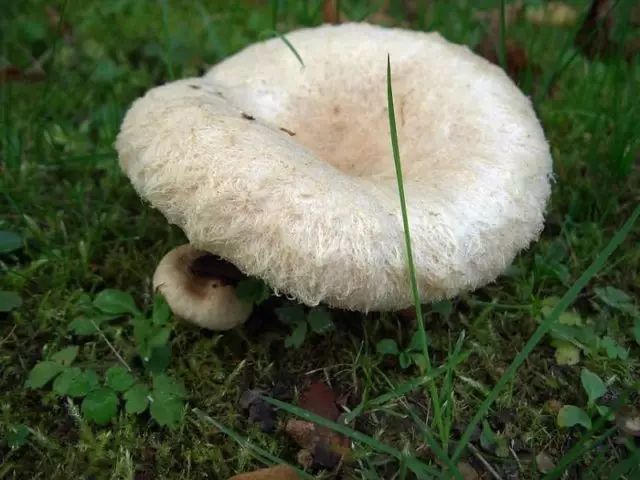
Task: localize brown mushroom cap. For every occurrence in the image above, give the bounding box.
[152,244,253,330]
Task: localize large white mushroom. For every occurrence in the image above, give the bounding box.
[116,23,553,327]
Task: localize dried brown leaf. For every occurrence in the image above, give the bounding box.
[0,65,46,84]
[473,5,549,97]
[456,462,479,480]
[299,381,340,421]
[45,5,74,42]
[575,0,615,59]
[536,452,557,473]
[285,419,350,469]
[285,381,350,469]
[228,465,301,480]
[322,0,341,24]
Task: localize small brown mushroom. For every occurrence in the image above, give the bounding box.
[152,244,253,330]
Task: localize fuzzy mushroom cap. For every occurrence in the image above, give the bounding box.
[117,22,553,312]
[152,244,253,330]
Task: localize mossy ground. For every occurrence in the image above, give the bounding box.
[1,0,639,478]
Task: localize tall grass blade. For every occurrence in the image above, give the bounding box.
[160,0,174,80]
[386,55,447,447]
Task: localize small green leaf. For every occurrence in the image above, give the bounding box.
[132,317,153,351]
[559,311,582,326]
[595,405,615,421]
[307,307,334,334]
[124,384,150,414]
[557,405,592,430]
[68,317,99,335]
[51,346,79,367]
[53,367,83,396]
[0,291,22,312]
[26,361,64,388]
[67,369,99,397]
[81,388,119,425]
[600,336,615,348]
[105,366,135,392]
[480,420,496,450]
[150,375,186,428]
[93,289,140,316]
[275,305,306,325]
[6,424,30,449]
[580,368,606,405]
[633,320,640,346]
[376,339,399,356]
[150,396,184,428]
[407,329,429,352]
[410,353,427,372]
[284,321,307,349]
[152,294,171,326]
[68,314,119,336]
[0,230,22,253]
[594,286,632,309]
[399,351,411,369]
[616,346,629,360]
[235,278,271,305]
[604,342,619,359]
[148,327,171,346]
[432,300,452,318]
[600,336,628,359]
[146,345,172,374]
[152,374,186,399]
[551,339,581,366]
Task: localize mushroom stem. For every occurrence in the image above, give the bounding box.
[152,244,253,330]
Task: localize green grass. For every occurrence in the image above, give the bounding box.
[2,0,640,478]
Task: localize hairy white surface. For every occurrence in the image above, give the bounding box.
[117,23,553,312]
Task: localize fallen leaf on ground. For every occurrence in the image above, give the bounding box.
[545,399,564,415]
[299,381,340,421]
[322,0,341,24]
[473,5,547,96]
[285,419,350,469]
[45,5,74,42]
[456,462,479,480]
[239,389,278,434]
[633,4,640,26]
[0,65,46,84]
[398,306,417,323]
[575,0,615,59]
[228,465,301,480]
[526,2,579,28]
[475,36,543,86]
[285,381,350,469]
[574,0,640,61]
[536,452,557,473]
